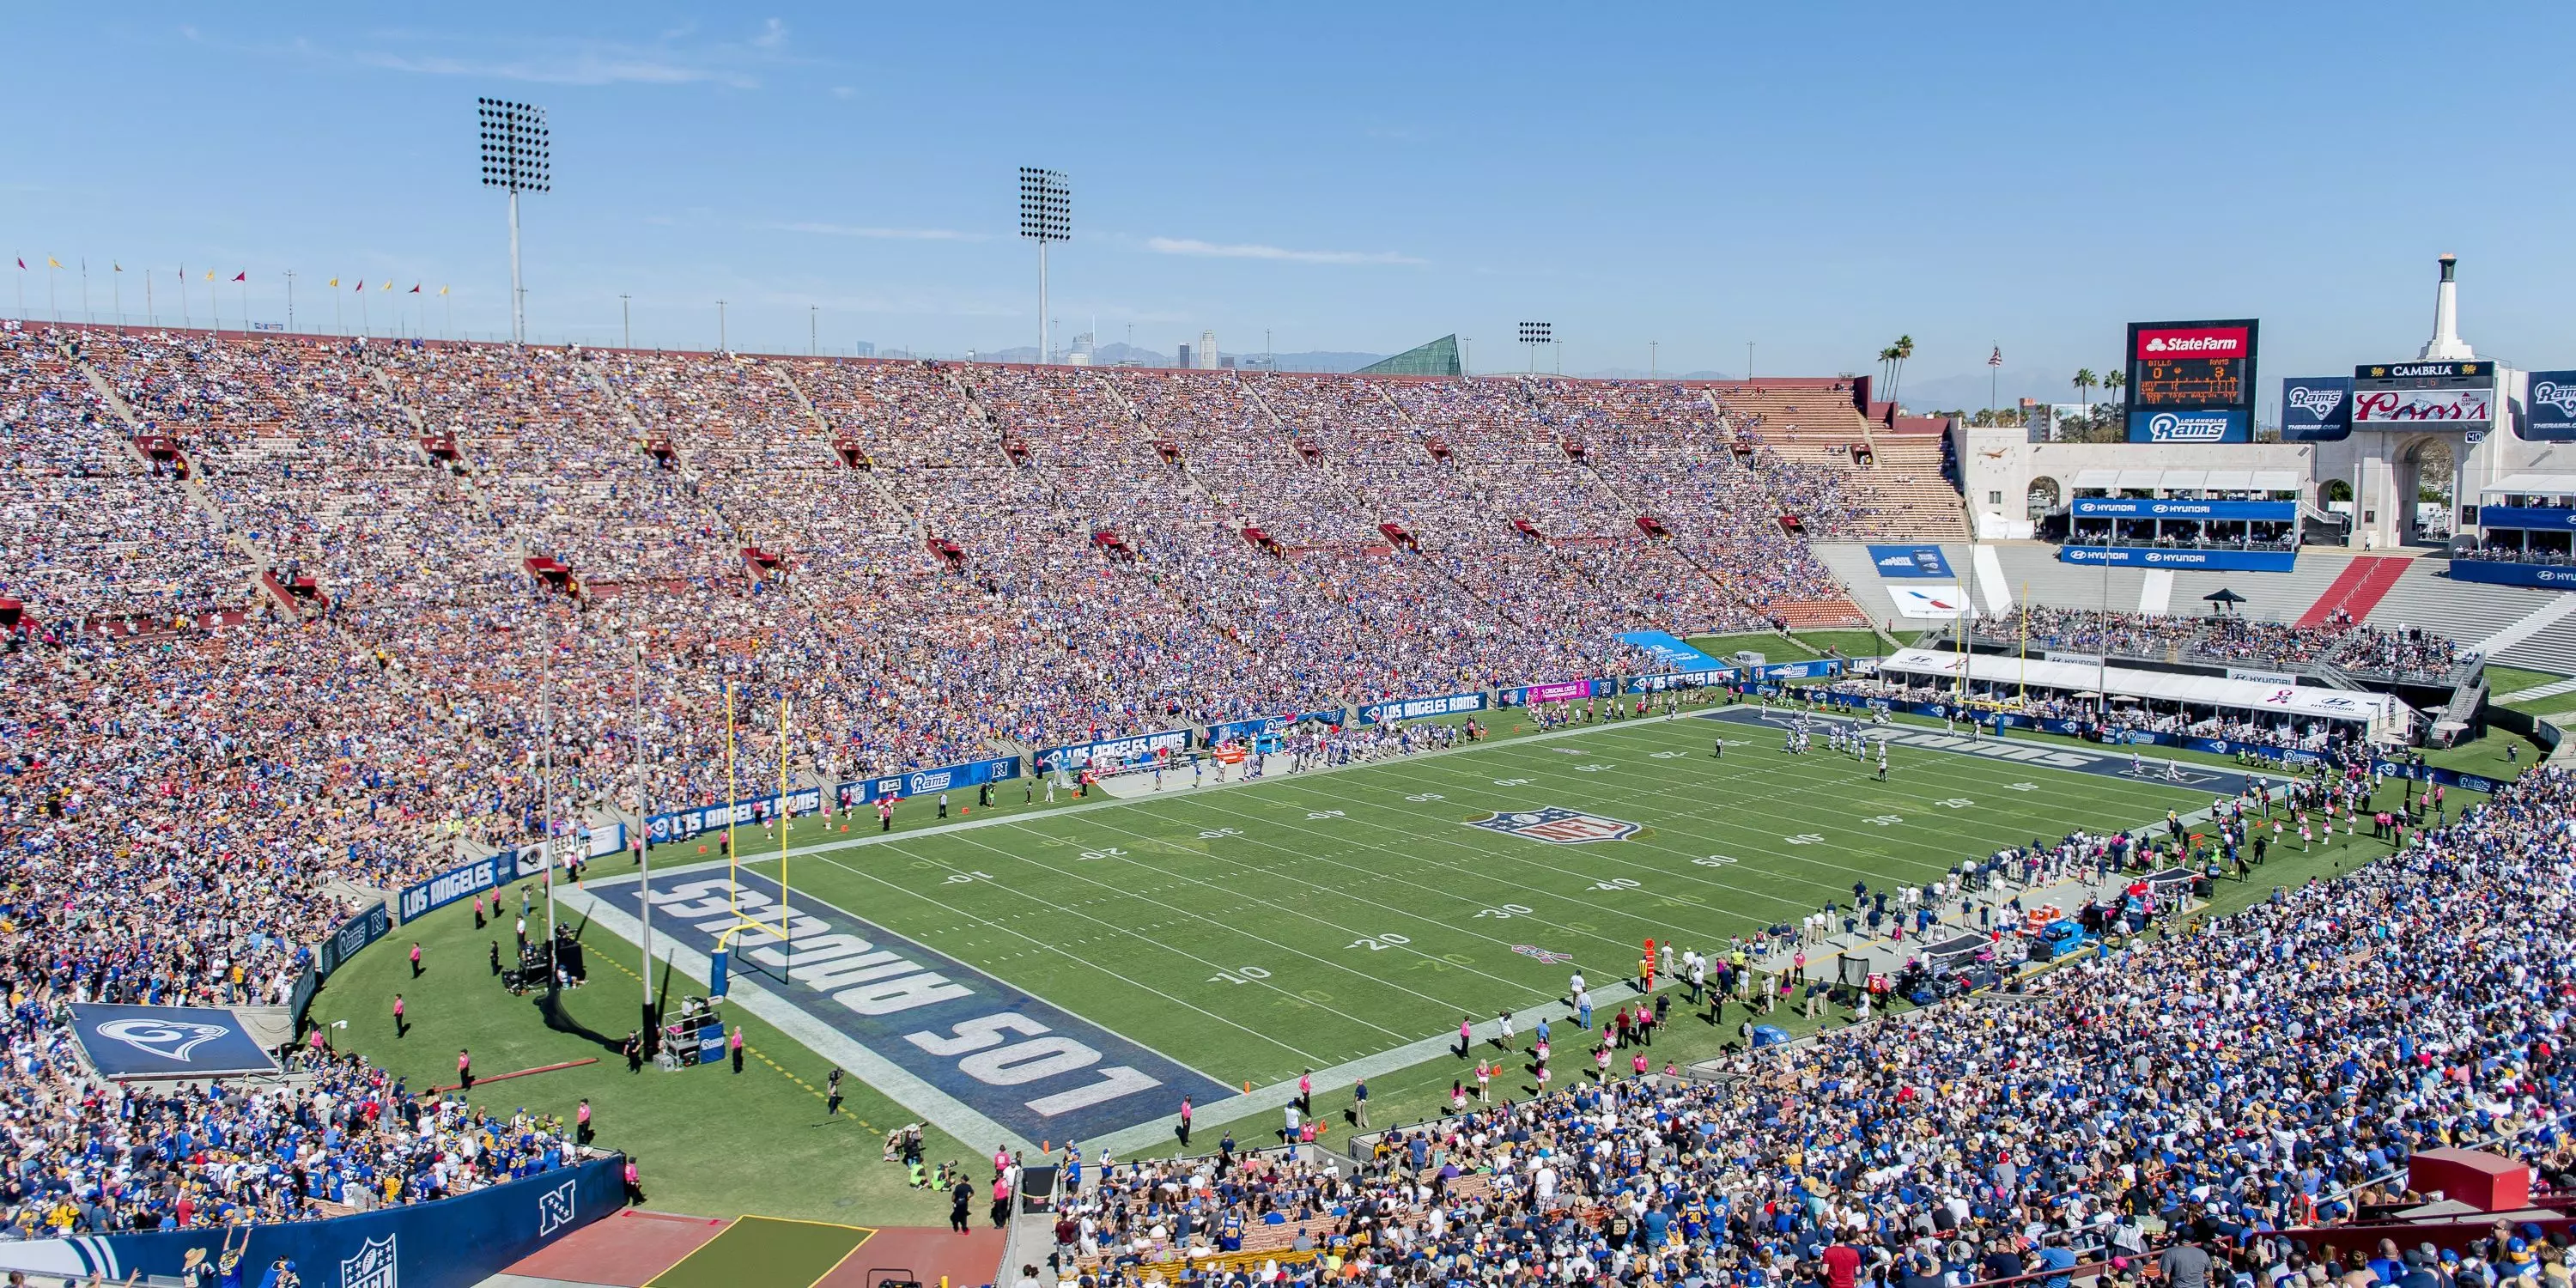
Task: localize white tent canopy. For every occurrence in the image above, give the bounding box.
[1876,648,2412,726]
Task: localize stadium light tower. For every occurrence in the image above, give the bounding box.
[1018,167,1071,363]
[1519,321,1552,374]
[478,98,551,345]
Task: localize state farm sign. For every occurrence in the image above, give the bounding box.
[2135,325,2250,359]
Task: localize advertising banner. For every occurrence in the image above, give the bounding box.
[2479,507,2576,530]
[1865,544,1955,578]
[841,756,1024,807]
[647,787,828,846]
[1356,690,1488,725]
[2070,498,2294,521]
[2352,386,2493,423]
[2043,651,2105,667]
[2448,559,2576,590]
[2523,372,2576,441]
[399,854,514,924]
[2355,360,2489,386]
[2060,546,2297,572]
[2281,376,2354,442]
[1886,585,1970,619]
[2135,325,2251,360]
[1623,670,1735,693]
[67,1004,281,1079]
[315,902,391,977]
[1206,711,1344,744]
[2126,409,2250,443]
[1500,679,1611,706]
[2,1156,627,1288]
[1036,731,1191,773]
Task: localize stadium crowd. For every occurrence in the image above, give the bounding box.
[1971,609,2468,682]
[1044,764,2576,1287]
[0,322,2517,1256]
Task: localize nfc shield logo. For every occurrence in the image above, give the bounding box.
[96,1018,231,1064]
[2288,386,2345,418]
[537,1177,580,1237]
[2146,412,2233,442]
[2537,381,2576,417]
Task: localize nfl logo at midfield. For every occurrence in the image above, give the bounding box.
[341,1234,398,1288]
[1468,806,1640,845]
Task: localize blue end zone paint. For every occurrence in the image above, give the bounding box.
[1616,630,1726,671]
[590,869,1232,1144]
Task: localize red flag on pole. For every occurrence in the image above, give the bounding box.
[232,271,246,283]
[410,284,422,294]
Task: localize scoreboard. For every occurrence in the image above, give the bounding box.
[2124,319,2257,443]
[2132,355,2245,408]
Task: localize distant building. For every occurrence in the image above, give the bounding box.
[852,341,876,359]
[1220,355,1235,369]
[1176,343,1192,370]
[1198,330,1220,369]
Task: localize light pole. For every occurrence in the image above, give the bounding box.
[810,305,817,357]
[284,270,296,333]
[1649,340,1657,378]
[620,294,631,349]
[1518,321,1552,374]
[716,300,727,353]
[1746,342,1754,380]
[477,97,551,345]
[1018,167,1070,366]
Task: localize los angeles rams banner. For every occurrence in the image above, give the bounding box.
[398,853,514,923]
[646,786,828,846]
[1036,729,1193,772]
[3,1154,626,1288]
[2524,371,2576,441]
[314,902,391,977]
[1356,690,1488,725]
[68,1004,280,1079]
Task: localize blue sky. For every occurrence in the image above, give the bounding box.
[5,3,2571,408]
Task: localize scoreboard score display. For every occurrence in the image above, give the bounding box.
[2124,319,2258,443]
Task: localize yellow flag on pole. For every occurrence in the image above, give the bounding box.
[438,286,449,296]
[46,258,61,269]
[328,277,339,288]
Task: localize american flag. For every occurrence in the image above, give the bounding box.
[1988,346,2003,368]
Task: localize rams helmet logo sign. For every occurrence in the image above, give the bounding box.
[1467,806,1640,845]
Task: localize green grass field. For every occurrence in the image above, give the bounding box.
[711,710,2210,1085]
[311,700,2468,1222]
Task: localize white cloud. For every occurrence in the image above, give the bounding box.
[773,222,987,242]
[1146,237,1423,266]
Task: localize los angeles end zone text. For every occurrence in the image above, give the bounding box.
[598,871,1230,1144]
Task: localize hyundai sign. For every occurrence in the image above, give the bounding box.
[1865,544,1953,578]
[2524,371,2576,441]
[2069,498,2293,521]
[2127,409,2250,444]
[2281,376,2354,442]
[2060,546,2298,572]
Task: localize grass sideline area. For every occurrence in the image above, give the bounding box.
[644,1216,874,1288]
[1686,629,1911,662]
[313,698,2500,1224]
[2485,664,2574,717]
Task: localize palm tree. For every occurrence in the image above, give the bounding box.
[2072,368,2098,409]
[1890,335,1916,404]
[1877,345,1900,392]
[2101,369,2127,404]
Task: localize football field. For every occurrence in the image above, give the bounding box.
[570,705,2233,1153]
